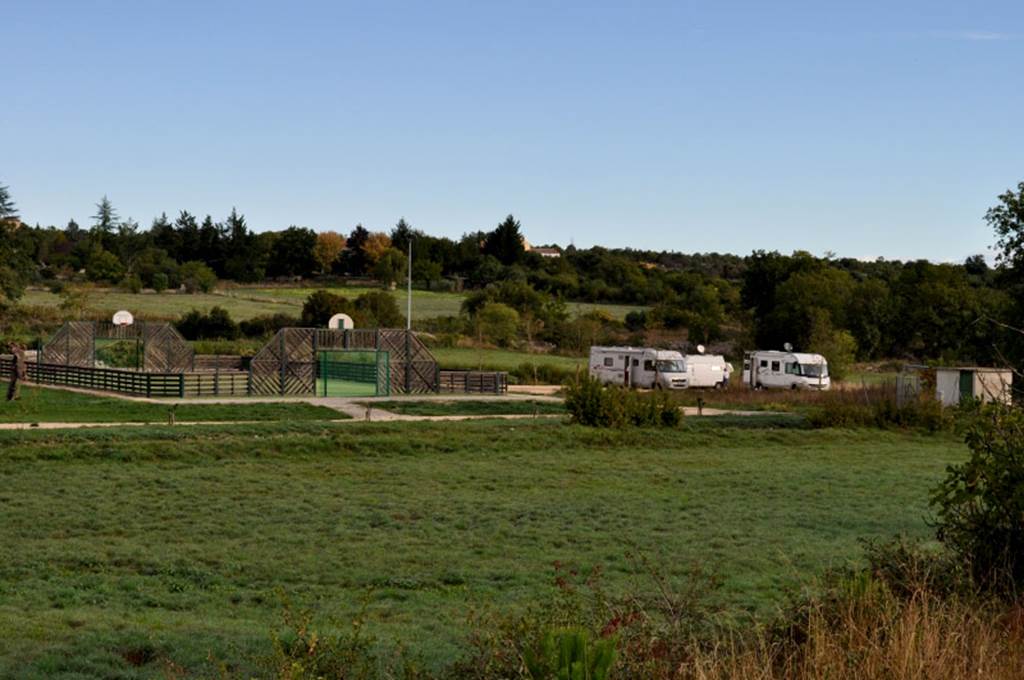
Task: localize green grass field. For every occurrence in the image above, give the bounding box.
[0,383,344,423]
[431,347,586,373]
[22,286,646,324]
[21,289,288,322]
[0,418,964,677]
[366,399,566,416]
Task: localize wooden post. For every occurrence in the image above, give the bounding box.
[405,330,412,394]
[279,330,286,396]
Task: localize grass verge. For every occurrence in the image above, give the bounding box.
[0,383,345,423]
[364,399,565,416]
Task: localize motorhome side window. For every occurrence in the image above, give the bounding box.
[603,357,613,367]
[632,359,639,367]
[760,360,768,368]
[771,361,780,372]
[644,360,655,371]
[785,362,798,374]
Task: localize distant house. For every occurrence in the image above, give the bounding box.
[521,237,561,258]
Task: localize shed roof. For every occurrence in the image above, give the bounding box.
[934,366,1011,373]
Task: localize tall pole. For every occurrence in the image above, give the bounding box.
[406,238,412,331]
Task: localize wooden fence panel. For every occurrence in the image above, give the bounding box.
[438,370,508,394]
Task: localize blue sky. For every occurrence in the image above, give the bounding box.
[4,1,1022,261]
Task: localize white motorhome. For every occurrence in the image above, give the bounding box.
[588,346,688,390]
[684,352,733,389]
[741,350,830,390]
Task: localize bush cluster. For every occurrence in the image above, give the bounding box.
[932,402,1024,592]
[807,392,952,431]
[564,374,682,428]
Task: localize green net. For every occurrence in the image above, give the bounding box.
[317,350,389,397]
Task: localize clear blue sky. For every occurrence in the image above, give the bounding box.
[4,1,1022,261]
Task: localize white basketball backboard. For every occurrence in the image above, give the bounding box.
[112,310,134,326]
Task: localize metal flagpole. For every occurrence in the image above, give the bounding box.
[406,238,412,331]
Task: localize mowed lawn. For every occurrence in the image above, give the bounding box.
[0,383,344,423]
[22,286,646,323]
[0,419,964,677]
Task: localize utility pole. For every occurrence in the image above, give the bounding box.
[406,237,413,331]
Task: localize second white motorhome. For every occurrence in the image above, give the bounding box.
[588,346,689,389]
[683,352,733,389]
[741,350,830,390]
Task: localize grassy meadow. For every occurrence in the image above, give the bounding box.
[21,285,646,324]
[0,417,965,677]
[0,383,344,423]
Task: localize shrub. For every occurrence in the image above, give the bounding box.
[176,306,239,340]
[564,374,681,428]
[301,289,353,326]
[354,290,404,327]
[266,597,430,680]
[179,260,217,293]
[932,403,1024,592]
[624,310,647,332]
[120,273,143,293]
[860,537,970,599]
[151,271,169,293]
[86,248,124,282]
[807,391,952,431]
[476,302,520,348]
[452,556,722,679]
[239,313,301,338]
[523,628,616,680]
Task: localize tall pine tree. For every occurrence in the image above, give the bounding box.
[0,182,19,222]
[91,196,118,233]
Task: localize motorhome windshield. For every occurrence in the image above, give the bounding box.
[800,363,828,378]
[656,360,685,373]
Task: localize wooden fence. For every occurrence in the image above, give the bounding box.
[3,356,508,398]
[438,370,508,394]
[182,370,251,397]
[2,357,185,397]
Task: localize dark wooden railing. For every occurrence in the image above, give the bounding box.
[1,357,249,398]
[1,358,185,397]
[3,357,510,397]
[438,370,508,394]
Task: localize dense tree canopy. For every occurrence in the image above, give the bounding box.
[3,181,1024,364]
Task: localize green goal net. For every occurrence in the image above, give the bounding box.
[317,350,390,397]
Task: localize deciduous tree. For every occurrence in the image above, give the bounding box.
[313,231,346,274]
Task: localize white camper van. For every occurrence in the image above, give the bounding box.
[589,346,688,390]
[741,350,830,390]
[684,352,733,389]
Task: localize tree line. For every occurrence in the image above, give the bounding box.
[2,181,1024,366]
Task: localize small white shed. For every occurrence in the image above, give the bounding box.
[935,367,1013,406]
